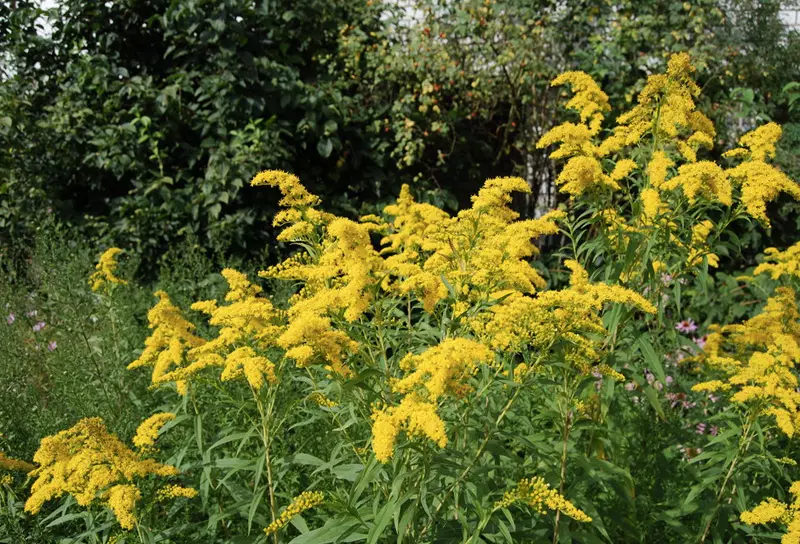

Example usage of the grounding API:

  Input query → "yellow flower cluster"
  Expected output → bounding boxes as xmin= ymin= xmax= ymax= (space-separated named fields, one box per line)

xmin=308 ymin=392 xmax=338 ymax=408
xmin=127 ymin=290 xmax=206 ymax=395
xmin=692 ymin=287 xmax=800 ymax=436
xmin=371 ymin=394 xmax=447 ymax=463
xmin=494 ymin=476 xmax=592 ymax=523
xmin=740 ymin=481 xmax=800 ymax=544
xmin=24 ymin=417 xmax=180 ymax=530
xmin=187 ymin=269 xmax=281 ymax=389
xmin=156 ymin=484 xmax=198 ymax=501
xmin=538 ymin=53 xmax=800 ymax=284
xmin=380 ymin=178 xmax=562 ymax=312
xmin=264 ymin=490 xmax=324 ymax=535
xmin=132 ymin=412 xmax=175 ymax=450
xmin=754 ymin=241 xmax=800 ymax=280
xmin=89 ymin=247 xmax=128 ymax=292
xmin=0 ymin=450 xmax=35 ymax=472
xmin=470 ymin=260 xmax=654 ymax=373
xmin=724 ymin=123 xmax=800 ymax=227
xmin=370 ymin=339 xmax=493 ymax=462
xmin=393 ymin=338 xmax=493 ymax=400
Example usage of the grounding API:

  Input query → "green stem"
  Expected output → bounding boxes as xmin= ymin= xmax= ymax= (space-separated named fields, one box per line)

xmin=698 ymin=412 xmax=757 ymax=543
xmin=254 ymin=388 xmax=278 ymax=544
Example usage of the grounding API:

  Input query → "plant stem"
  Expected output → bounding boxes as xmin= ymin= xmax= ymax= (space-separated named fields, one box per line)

xmin=254 ymin=388 xmax=278 ymax=544
xmin=552 ymin=399 xmax=573 ymax=544
xmin=419 ymin=386 xmax=524 ymax=539
xmin=698 ymin=413 xmax=756 ymax=543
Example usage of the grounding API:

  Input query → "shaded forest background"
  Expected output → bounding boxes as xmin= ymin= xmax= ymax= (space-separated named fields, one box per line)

xmin=1 ymin=0 xmax=800 ymax=275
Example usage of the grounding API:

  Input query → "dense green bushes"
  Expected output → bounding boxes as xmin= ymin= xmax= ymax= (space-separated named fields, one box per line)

xmin=2 ymin=0 xmax=800 ymax=273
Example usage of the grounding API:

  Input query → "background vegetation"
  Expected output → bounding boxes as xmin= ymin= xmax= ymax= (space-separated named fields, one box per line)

xmin=3 ymin=1 xmax=800 ymax=543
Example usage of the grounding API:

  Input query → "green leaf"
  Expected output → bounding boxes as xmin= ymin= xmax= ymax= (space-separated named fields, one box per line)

xmin=317 ymin=138 xmax=333 ymax=158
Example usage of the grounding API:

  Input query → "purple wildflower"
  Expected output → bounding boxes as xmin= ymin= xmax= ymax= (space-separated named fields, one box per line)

xmin=625 ymin=382 xmax=637 ymax=391
xmin=25 ymin=309 xmax=37 ymax=318
xmin=675 ymin=319 xmax=698 ymax=334
xmin=694 ymin=335 xmax=707 ymax=350
xmin=696 ymin=423 xmax=707 ymax=434
xmin=6 ymin=313 xmax=14 ymax=325
xmin=32 ymin=321 xmax=46 ymax=332
xmin=47 ymin=340 xmax=57 ymax=351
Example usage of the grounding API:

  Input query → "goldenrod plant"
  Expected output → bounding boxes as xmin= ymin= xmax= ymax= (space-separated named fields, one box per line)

xmin=4 ymin=53 xmax=800 ymax=544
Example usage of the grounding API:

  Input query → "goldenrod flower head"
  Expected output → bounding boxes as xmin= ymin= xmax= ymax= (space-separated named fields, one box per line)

xmin=25 ymin=418 xmax=180 ymax=530
xmin=133 ymin=413 xmax=175 ymax=450
xmin=104 ymin=484 xmax=140 ymax=530
xmin=661 ymin=161 xmax=732 ymax=206
xmin=264 ymin=491 xmax=324 ymax=536
xmin=550 ymin=71 xmax=610 ymax=131
xmin=185 ymin=270 xmax=283 ymax=387
xmin=250 ymin=170 xmax=321 ymax=208
xmin=754 ymin=242 xmax=800 ymax=281
xmin=687 ymin=220 xmax=719 ymax=268
xmin=89 ymin=248 xmax=128 ymax=292
xmin=308 ymin=392 xmax=338 ymax=408
xmin=394 ymin=338 xmax=492 ymax=400
xmin=128 ymin=290 xmax=206 ymax=395
xmin=648 ymin=151 xmax=674 ymax=188
xmin=219 ymin=346 xmax=277 ymax=389
xmin=371 ymin=394 xmax=447 ymax=462
xmin=724 ymin=122 xmax=782 ymax=162
xmin=726 ymin=161 xmax=800 ymax=227
xmin=0 ymin=450 xmax=35 ymax=473
xmin=740 ymin=497 xmax=788 ymax=525
xmin=692 ymin=288 xmax=800 ymax=437
xmin=156 ymin=484 xmax=198 ymax=501
xmin=494 ymin=476 xmax=592 ymax=522
xmin=640 ymin=188 xmax=662 ymax=220
xmin=555 ymin=156 xmax=620 ymax=196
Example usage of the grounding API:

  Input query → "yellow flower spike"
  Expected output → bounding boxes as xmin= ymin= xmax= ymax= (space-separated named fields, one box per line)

xmin=128 ymin=290 xmax=206 ymax=394
xmin=89 ymin=247 xmax=128 ymax=292
xmin=754 ymin=242 xmax=800 ymax=281
xmin=250 ymin=170 xmax=321 ymax=209
xmin=104 ymin=484 xmax=141 ymax=530
xmin=640 ymin=188 xmax=662 ymax=220
xmin=133 ymin=413 xmax=176 ymax=450
xmin=648 ymin=151 xmax=674 ymax=189
xmin=156 ymin=484 xmax=198 ymax=501
xmin=0 ymin=450 xmax=35 ymax=473
xmin=661 ymin=161 xmax=732 ymax=206
xmin=692 ymin=287 xmax=800 ymax=437
xmin=724 ymin=122 xmax=782 ymax=162
xmin=264 ymin=491 xmax=324 ymax=536
xmin=494 ymin=477 xmax=592 ymax=523
xmin=393 ymin=338 xmax=493 ymax=400
xmin=686 ymin=220 xmax=719 ymax=268
xmin=185 ymin=269 xmax=284 ymax=386
xmin=370 ymin=394 xmax=448 ymax=463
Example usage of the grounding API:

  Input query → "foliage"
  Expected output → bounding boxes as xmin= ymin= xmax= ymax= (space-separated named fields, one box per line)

xmin=3 ymin=0 xmax=800 ymax=274
xmin=5 ymin=54 xmax=800 ymax=543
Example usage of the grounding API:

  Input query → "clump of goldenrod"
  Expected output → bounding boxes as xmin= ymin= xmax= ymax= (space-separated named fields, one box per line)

xmin=89 ymin=247 xmax=128 ymax=292
xmin=495 ymin=476 xmax=592 ymax=523
xmin=740 ymin=481 xmax=800 ymax=543
xmin=25 ymin=417 xmax=181 ymax=530
xmin=127 ymin=290 xmax=206 ymax=395
xmin=264 ymin=490 xmax=324 ymax=535
xmin=692 ymin=287 xmax=800 ymax=437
